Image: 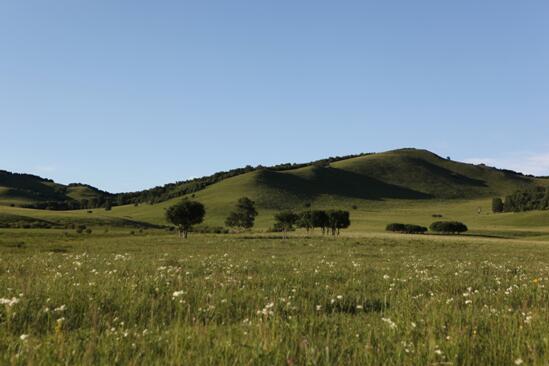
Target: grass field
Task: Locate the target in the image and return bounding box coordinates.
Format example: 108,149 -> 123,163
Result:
2,155 -> 549,365
0,228 -> 548,365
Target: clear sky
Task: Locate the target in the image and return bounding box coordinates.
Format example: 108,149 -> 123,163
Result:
1,0 -> 548,192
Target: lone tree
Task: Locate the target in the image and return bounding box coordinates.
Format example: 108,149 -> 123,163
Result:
327,210 -> 351,236
492,198 -> 504,213
273,211 -> 299,238
225,197 -> 258,231
165,200 -> 205,238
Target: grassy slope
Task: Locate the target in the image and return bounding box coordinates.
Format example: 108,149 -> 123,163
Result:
1,148 -> 548,237
0,230 -> 548,365
0,169 -> 108,206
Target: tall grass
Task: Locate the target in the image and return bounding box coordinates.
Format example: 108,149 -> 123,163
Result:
0,230 -> 547,365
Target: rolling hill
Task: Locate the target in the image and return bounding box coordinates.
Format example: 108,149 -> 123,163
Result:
0,170 -> 111,206
1,148 -> 548,231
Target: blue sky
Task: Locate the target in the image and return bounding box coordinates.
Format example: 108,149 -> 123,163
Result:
1,0 -> 548,192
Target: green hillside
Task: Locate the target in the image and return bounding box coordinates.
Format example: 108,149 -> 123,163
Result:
2,148 -> 548,235
0,170 -> 110,207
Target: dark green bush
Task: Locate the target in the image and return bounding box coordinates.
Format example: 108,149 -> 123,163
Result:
492,198 -> 504,213
429,221 -> 468,234
386,223 -> 427,234
193,225 -> 229,234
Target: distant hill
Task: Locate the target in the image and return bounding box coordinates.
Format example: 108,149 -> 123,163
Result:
0,170 -> 111,207
0,149 -> 544,210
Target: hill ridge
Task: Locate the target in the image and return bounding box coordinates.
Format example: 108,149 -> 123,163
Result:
1,148 -> 544,210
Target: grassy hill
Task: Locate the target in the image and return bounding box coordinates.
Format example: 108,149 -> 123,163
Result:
1,148 -> 548,235
0,170 -> 110,207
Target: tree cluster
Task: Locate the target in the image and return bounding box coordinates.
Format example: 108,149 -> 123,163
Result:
493,187 -> 549,213
273,210 -> 351,236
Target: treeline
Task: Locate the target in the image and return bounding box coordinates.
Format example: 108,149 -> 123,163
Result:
23,197 -> 113,211
492,186 -> 549,213
165,197 -> 352,238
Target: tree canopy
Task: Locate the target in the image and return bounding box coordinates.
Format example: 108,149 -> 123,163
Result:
225,197 -> 258,230
273,211 -> 299,238
165,200 -> 205,238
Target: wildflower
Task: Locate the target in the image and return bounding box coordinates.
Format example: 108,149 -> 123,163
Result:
0,297 -> 19,307
172,291 -> 184,298
383,275 -> 390,280
20,334 -> 29,341
316,305 -> 322,311
54,305 -> 66,312
465,300 -> 472,305
381,317 -> 397,329
336,295 -> 343,300
515,358 -> 524,365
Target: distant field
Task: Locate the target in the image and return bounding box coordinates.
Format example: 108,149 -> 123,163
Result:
0,230 -> 547,365
2,196 -> 549,240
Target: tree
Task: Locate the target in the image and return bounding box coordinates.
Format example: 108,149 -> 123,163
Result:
165,200 -> 205,238
297,211 -> 314,233
492,198 -> 504,213
225,197 -> 258,231
429,221 -> 468,235
311,210 -> 329,235
104,199 -> 112,211
273,211 -> 299,238
327,210 -> 351,236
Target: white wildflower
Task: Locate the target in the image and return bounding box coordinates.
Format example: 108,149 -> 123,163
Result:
381,317 -> 397,329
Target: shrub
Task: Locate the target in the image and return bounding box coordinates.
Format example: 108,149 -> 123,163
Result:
492,198 -> 504,213
386,223 -> 427,234
194,225 -> 229,234
429,221 -> 468,234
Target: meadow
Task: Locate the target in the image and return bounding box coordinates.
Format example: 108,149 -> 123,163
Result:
0,228 -> 547,365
